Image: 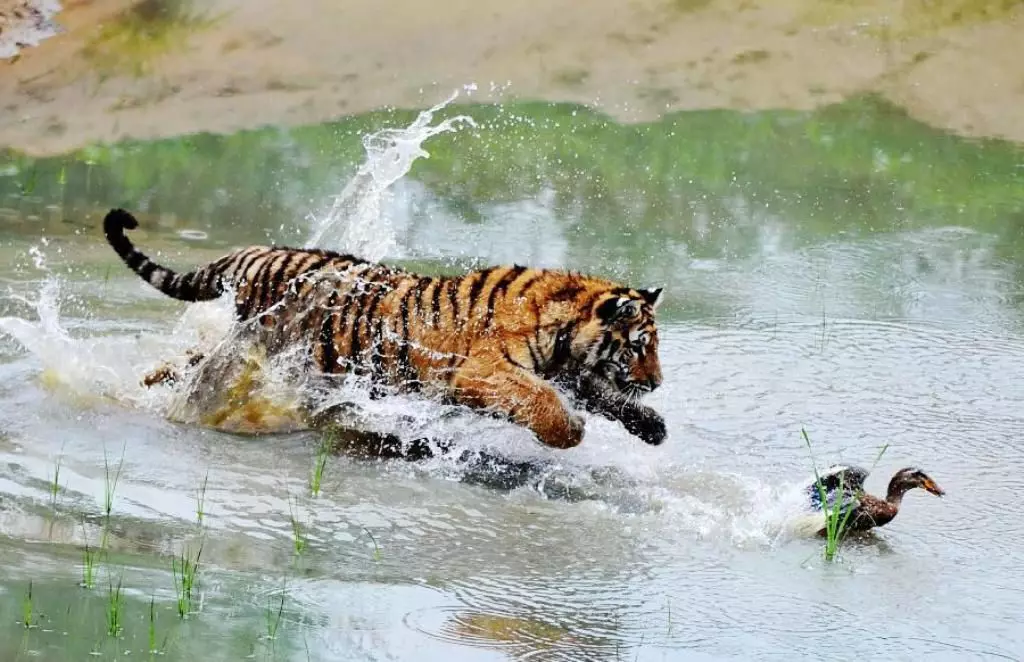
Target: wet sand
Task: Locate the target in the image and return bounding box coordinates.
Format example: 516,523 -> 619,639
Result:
1,0 -> 1023,155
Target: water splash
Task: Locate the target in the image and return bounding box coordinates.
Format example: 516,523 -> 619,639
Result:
27,242 -> 48,271
0,279 -> 132,406
0,272 -> 236,413
305,90 -> 477,260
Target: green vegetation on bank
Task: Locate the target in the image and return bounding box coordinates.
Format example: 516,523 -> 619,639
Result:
1,95 -> 1020,251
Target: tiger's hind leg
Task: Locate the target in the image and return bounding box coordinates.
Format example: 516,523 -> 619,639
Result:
451,354 -> 585,449
142,364 -> 178,388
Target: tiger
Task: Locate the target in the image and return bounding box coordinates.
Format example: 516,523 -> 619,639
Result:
103,207 -> 667,449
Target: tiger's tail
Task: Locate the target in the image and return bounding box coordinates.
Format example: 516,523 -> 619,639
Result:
103,208 -> 224,302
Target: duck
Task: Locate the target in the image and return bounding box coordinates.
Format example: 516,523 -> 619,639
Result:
805,465 -> 945,535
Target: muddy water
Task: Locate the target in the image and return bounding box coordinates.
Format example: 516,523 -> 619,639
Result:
0,97 -> 1023,661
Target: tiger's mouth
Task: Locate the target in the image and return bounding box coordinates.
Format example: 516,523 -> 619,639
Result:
593,361 -> 651,396
618,378 -> 654,396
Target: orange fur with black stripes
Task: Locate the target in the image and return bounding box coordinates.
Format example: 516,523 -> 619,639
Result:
103,208 -> 667,448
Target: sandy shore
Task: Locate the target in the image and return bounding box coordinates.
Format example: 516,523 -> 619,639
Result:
1,0 -> 1023,155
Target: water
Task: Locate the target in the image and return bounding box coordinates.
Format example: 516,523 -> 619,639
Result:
0,96 -> 1023,661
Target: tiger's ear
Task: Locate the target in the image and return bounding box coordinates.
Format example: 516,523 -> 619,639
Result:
639,287 -> 664,310
596,296 -> 639,323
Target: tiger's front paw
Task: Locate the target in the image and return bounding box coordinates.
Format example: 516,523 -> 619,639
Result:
567,413 -> 586,446
534,411 -> 585,449
621,405 -> 667,446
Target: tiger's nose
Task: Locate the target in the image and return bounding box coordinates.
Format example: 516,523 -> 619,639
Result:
646,375 -> 662,391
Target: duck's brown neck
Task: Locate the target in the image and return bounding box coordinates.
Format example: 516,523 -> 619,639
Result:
885,477 -> 911,505
856,493 -> 899,529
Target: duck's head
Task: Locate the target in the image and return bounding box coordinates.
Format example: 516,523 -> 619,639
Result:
888,467 -> 945,500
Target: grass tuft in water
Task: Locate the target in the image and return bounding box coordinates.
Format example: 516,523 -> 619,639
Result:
172,540 -> 203,618
265,590 -> 286,641
803,427 -> 853,561
288,495 -> 306,556
103,445 -> 126,524
106,572 -> 125,637
146,596 -> 163,656
361,526 -> 382,562
309,434 -> 330,498
49,450 -> 64,507
81,543 -> 98,589
802,427 -> 889,561
21,581 -> 35,629
148,596 -> 157,651
195,469 -> 209,526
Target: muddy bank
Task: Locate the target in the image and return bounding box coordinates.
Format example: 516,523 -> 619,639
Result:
1,0 -> 1023,154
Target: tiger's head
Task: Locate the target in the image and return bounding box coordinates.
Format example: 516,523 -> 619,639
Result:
574,287 -> 664,396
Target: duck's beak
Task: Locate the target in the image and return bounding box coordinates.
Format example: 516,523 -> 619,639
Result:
922,478 -> 945,497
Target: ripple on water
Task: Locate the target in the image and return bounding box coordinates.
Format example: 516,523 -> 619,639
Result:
406,561 -> 882,659
864,635 -> 1020,660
